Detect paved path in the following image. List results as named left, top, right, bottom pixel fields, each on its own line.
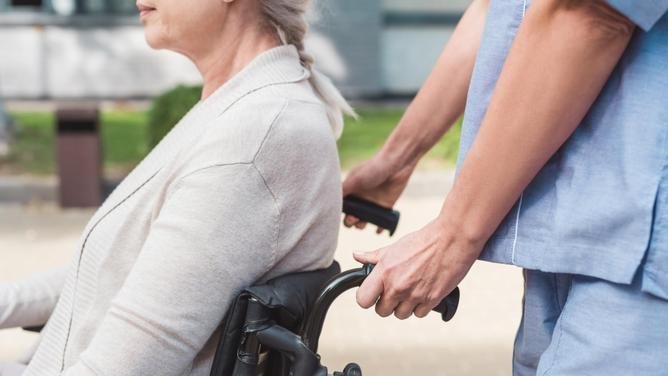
left=0, top=171, right=523, bottom=375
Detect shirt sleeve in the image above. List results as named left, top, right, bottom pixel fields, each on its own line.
left=62, top=163, right=280, bottom=376
left=0, top=266, right=68, bottom=330
left=605, top=0, right=668, bottom=31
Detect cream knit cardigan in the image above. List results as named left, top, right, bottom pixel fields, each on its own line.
left=0, top=45, right=342, bottom=376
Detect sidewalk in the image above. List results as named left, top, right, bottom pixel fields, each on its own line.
left=0, top=171, right=523, bottom=375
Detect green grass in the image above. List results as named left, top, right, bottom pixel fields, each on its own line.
left=1, top=108, right=461, bottom=175
left=100, top=110, right=150, bottom=167
left=4, top=112, right=56, bottom=174
left=339, top=108, right=462, bottom=168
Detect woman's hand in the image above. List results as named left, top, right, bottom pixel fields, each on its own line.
left=353, top=216, right=484, bottom=319
left=342, top=152, right=416, bottom=233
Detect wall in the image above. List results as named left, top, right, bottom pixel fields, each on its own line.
left=0, top=0, right=467, bottom=99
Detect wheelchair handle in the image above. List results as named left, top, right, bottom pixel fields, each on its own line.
left=300, top=264, right=460, bottom=353
left=343, top=195, right=400, bottom=236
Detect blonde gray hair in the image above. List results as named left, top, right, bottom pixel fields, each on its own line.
left=260, top=0, right=356, bottom=138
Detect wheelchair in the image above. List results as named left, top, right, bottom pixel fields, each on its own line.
left=25, top=196, right=460, bottom=375
left=209, top=196, right=461, bottom=376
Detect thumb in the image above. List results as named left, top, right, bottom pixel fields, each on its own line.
left=342, top=165, right=371, bottom=197
left=342, top=174, right=359, bottom=197
left=353, top=248, right=383, bottom=265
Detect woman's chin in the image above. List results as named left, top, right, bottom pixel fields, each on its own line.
left=144, top=30, right=166, bottom=50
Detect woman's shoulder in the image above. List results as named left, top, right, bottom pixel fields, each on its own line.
left=223, top=83, right=335, bottom=154
left=176, top=84, right=337, bottom=176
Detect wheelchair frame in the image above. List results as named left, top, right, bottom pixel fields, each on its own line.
left=210, top=263, right=459, bottom=376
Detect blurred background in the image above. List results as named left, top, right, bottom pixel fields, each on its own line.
left=0, top=1, right=522, bottom=374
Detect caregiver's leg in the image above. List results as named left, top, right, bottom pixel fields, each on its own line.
left=536, top=274, right=668, bottom=375
left=513, top=269, right=572, bottom=376
left=0, top=362, right=26, bottom=376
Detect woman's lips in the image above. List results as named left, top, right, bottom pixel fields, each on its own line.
left=136, top=3, right=156, bottom=19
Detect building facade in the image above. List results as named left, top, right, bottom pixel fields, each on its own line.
left=0, top=0, right=466, bottom=99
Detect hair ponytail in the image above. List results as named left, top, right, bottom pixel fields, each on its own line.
left=261, top=0, right=356, bottom=138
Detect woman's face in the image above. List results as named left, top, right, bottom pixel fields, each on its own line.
left=137, top=0, right=227, bottom=55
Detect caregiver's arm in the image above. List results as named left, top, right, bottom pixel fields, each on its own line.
left=441, top=0, right=635, bottom=245
left=378, top=0, right=489, bottom=167
left=0, top=267, right=68, bottom=329
left=343, top=0, right=488, bottom=220
left=355, top=0, right=636, bottom=318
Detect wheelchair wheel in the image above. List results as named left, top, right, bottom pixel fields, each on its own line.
left=333, top=363, right=362, bottom=376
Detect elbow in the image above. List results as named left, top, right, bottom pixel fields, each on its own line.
left=577, top=1, right=635, bottom=39
left=540, top=0, right=635, bottom=41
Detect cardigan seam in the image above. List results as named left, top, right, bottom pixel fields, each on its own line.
left=250, top=99, right=289, bottom=266
left=251, top=163, right=281, bottom=267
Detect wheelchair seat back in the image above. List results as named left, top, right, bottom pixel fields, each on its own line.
left=210, top=261, right=341, bottom=376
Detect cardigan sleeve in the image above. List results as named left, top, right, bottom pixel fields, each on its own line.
left=63, top=163, right=280, bottom=376
left=0, top=266, right=68, bottom=330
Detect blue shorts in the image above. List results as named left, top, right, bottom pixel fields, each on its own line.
left=513, top=269, right=668, bottom=375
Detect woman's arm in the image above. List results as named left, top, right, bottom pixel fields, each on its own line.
left=0, top=267, right=68, bottom=330
left=342, top=0, right=489, bottom=224
left=355, top=0, right=635, bottom=319
left=61, top=163, right=280, bottom=375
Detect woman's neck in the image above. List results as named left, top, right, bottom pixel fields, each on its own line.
left=194, top=26, right=281, bottom=100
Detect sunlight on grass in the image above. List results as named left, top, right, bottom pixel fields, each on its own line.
left=2, top=108, right=460, bottom=175
left=339, top=108, right=461, bottom=168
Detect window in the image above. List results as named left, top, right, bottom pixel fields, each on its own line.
left=11, top=0, right=43, bottom=6
left=0, top=0, right=136, bottom=14
left=78, top=0, right=136, bottom=14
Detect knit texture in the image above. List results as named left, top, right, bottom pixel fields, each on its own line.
left=4, top=45, right=341, bottom=376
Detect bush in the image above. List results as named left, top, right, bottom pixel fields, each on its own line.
left=147, top=85, right=202, bottom=148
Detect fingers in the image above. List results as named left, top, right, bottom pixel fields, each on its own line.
left=394, top=301, right=418, bottom=320
left=414, top=299, right=439, bottom=318
left=375, top=293, right=399, bottom=317
left=356, top=267, right=384, bottom=309
left=343, top=215, right=367, bottom=230
left=353, top=249, right=382, bottom=265
left=342, top=215, right=387, bottom=235
left=343, top=214, right=358, bottom=228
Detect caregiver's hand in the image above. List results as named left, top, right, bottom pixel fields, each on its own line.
left=353, top=216, right=482, bottom=319
left=350, top=0, right=633, bottom=319
left=342, top=153, right=415, bottom=233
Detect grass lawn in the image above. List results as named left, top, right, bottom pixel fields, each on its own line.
left=0, top=108, right=460, bottom=176
left=340, top=108, right=461, bottom=168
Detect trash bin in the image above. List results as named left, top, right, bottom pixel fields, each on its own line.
left=56, top=105, right=103, bottom=208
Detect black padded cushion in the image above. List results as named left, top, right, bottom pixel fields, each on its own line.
left=210, top=261, right=341, bottom=376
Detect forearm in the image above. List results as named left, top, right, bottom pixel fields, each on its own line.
left=441, top=0, right=635, bottom=244
left=381, top=0, right=489, bottom=169
left=0, top=266, right=68, bottom=329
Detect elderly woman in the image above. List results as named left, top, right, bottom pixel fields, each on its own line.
left=0, top=0, right=352, bottom=375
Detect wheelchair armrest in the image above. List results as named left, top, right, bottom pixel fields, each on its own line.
left=23, top=326, right=44, bottom=333
left=211, top=261, right=341, bottom=376
left=244, top=261, right=341, bottom=331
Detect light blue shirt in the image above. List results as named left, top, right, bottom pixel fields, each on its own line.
left=457, top=0, right=668, bottom=298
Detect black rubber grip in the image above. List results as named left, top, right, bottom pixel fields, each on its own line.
left=433, top=286, right=460, bottom=322
left=343, top=195, right=400, bottom=236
